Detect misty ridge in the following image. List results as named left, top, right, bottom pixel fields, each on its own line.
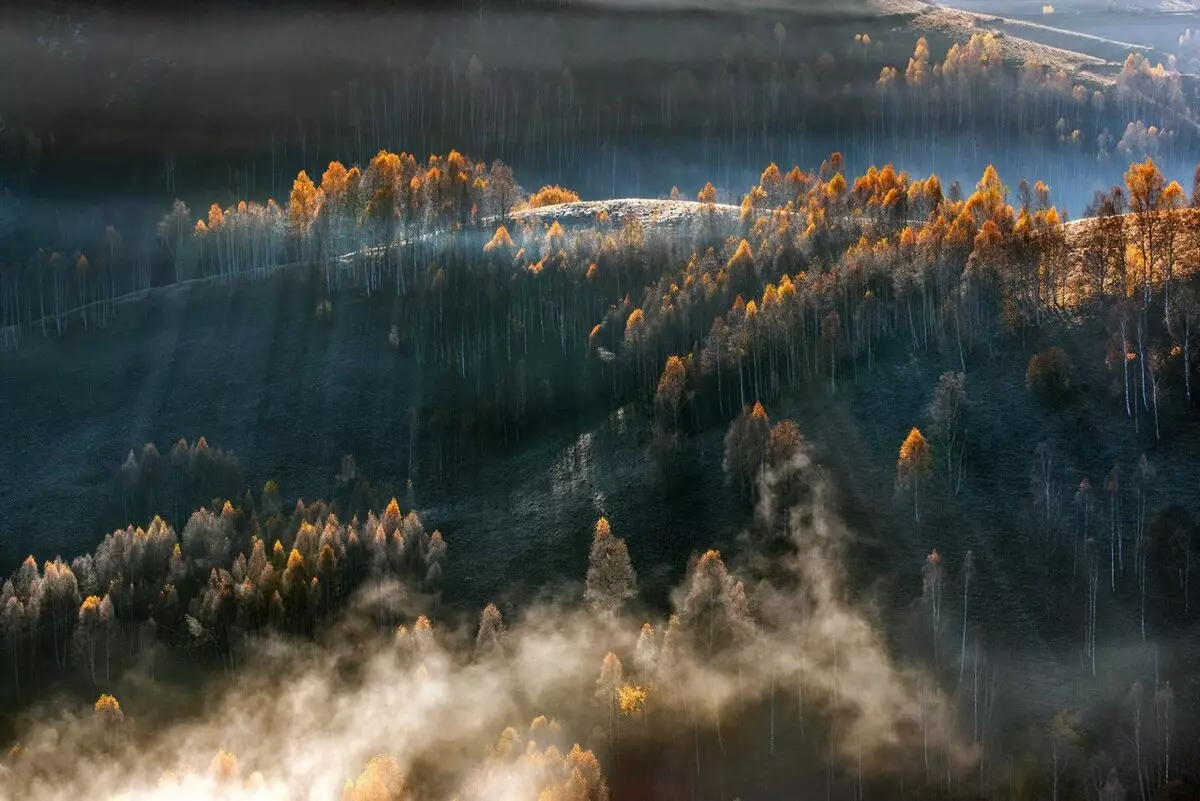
left=1, top=436, right=970, bottom=801
left=2, top=1, right=1200, bottom=800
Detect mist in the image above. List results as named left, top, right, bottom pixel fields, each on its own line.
left=0, top=438, right=971, bottom=801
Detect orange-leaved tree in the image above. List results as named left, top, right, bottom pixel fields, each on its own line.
left=526, top=185, right=580, bottom=208
left=897, top=427, right=932, bottom=523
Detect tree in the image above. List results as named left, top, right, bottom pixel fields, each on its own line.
left=288, top=170, right=320, bottom=245
left=927, top=371, right=967, bottom=493
left=596, top=651, right=624, bottom=752
left=527, top=186, right=580, bottom=208
left=486, top=161, right=519, bottom=220
left=922, top=550, right=944, bottom=669
left=1127, top=682, right=1147, bottom=801
left=633, top=622, right=658, bottom=684
left=343, top=755, right=410, bottom=801
left=1032, top=442, right=1061, bottom=546
left=958, top=550, right=974, bottom=684
left=723, top=402, right=771, bottom=501
left=1027, top=347, right=1072, bottom=406
left=897, top=427, right=932, bottom=523
left=474, top=602, right=505, bottom=659
left=1, top=594, right=24, bottom=696
left=1169, top=285, right=1198, bottom=408
left=76, top=595, right=101, bottom=685
left=94, top=693, right=124, bottom=748
left=654, top=355, right=687, bottom=437
left=584, top=518, right=637, bottom=620
left=157, top=200, right=193, bottom=283
left=1050, top=709, right=1081, bottom=801
left=676, top=549, right=753, bottom=754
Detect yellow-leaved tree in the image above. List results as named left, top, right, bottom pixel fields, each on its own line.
left=897, top=427, right=932, bottom=523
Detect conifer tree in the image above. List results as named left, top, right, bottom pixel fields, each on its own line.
left=584, top=518, right=637, bottom=620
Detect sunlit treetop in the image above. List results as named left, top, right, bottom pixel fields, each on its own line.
left=384, top=498, right=401, bottom=520
left=94, top=693, right=121, bottom=714
left=594, top=517, right=612, bottom=540
left=728, top=239, right=754, bottom=272
left=209, top=750, right=239, bottom=783
left=898, top=427, right=932, bottom=476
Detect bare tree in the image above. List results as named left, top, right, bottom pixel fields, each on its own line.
left=927, top=371, right=967, bottom=494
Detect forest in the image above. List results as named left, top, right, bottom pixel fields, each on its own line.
left=3, top=2, right=1200, bottom=800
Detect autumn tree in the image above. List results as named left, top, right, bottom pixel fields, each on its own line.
left=723, top=402, right=771, bottom=501
left=897, top=427, right=932, bottom=523
left=653, top=355, right=688, bottom=471
left=654, top=355, right=687, bottom=437
left=527, top=185, right=580, bottom=208
left=633, top=622, right=658, bottom=684
left=676, top=549, right=754, bottom=751
left=474, top=602, right=506, bottom=659
left=343, top=755, right=410, bottom=801
left=76, top=595, right=101, bottom=685
left=288, top=170, right=321, bottom=258
left=584, top=518, right=637, bottom=620
left=1, top=592, right=24, bottom=696
left=596, top=651, right=624, bottom=752
left=94, top=693, right=124, bottom=748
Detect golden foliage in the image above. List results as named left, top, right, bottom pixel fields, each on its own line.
left=286, top=548, right=304, bottom=571
left=617, top=683, right=648, bottom=716
left=288, top=170, right=321, bottom=236
left=657, top=354, right=687, bottom=398
left=624, top=307, right=646, bottom=340
left=594, top=517, right=612, bottom=539
left=728, top=239, right=754, bottom=272
left=320, top=161, right=350, bottom=202
left=897, top=427, right=932, bottom=478
left=343, top=755, right=408, bottom=801
left=527, top=185, right=581, bottom=208
left=484, top=225, right=515, bottom=253
left=209, top=750, right=239, bottom=783
left=94, top=694, right=122, bottom=715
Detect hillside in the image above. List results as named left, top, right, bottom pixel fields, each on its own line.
left=2, top=1, right=1200, bottom=791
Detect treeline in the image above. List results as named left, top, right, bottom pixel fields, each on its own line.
left=115, top=436, right=243, bottom=528
left=0, top=489, right=446, bottom=694
left=4, top=24, right=1196, bottom=348
left=24, top=148, right=1200, bottom=489
left=4, top=420, right=1200, bottom=798
left=875, top=35, right=1195, bottom=161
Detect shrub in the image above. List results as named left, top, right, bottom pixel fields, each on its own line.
left=526, top=185, right=581, bottom=208
left=1027, top=347, right=1072, bottom=405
